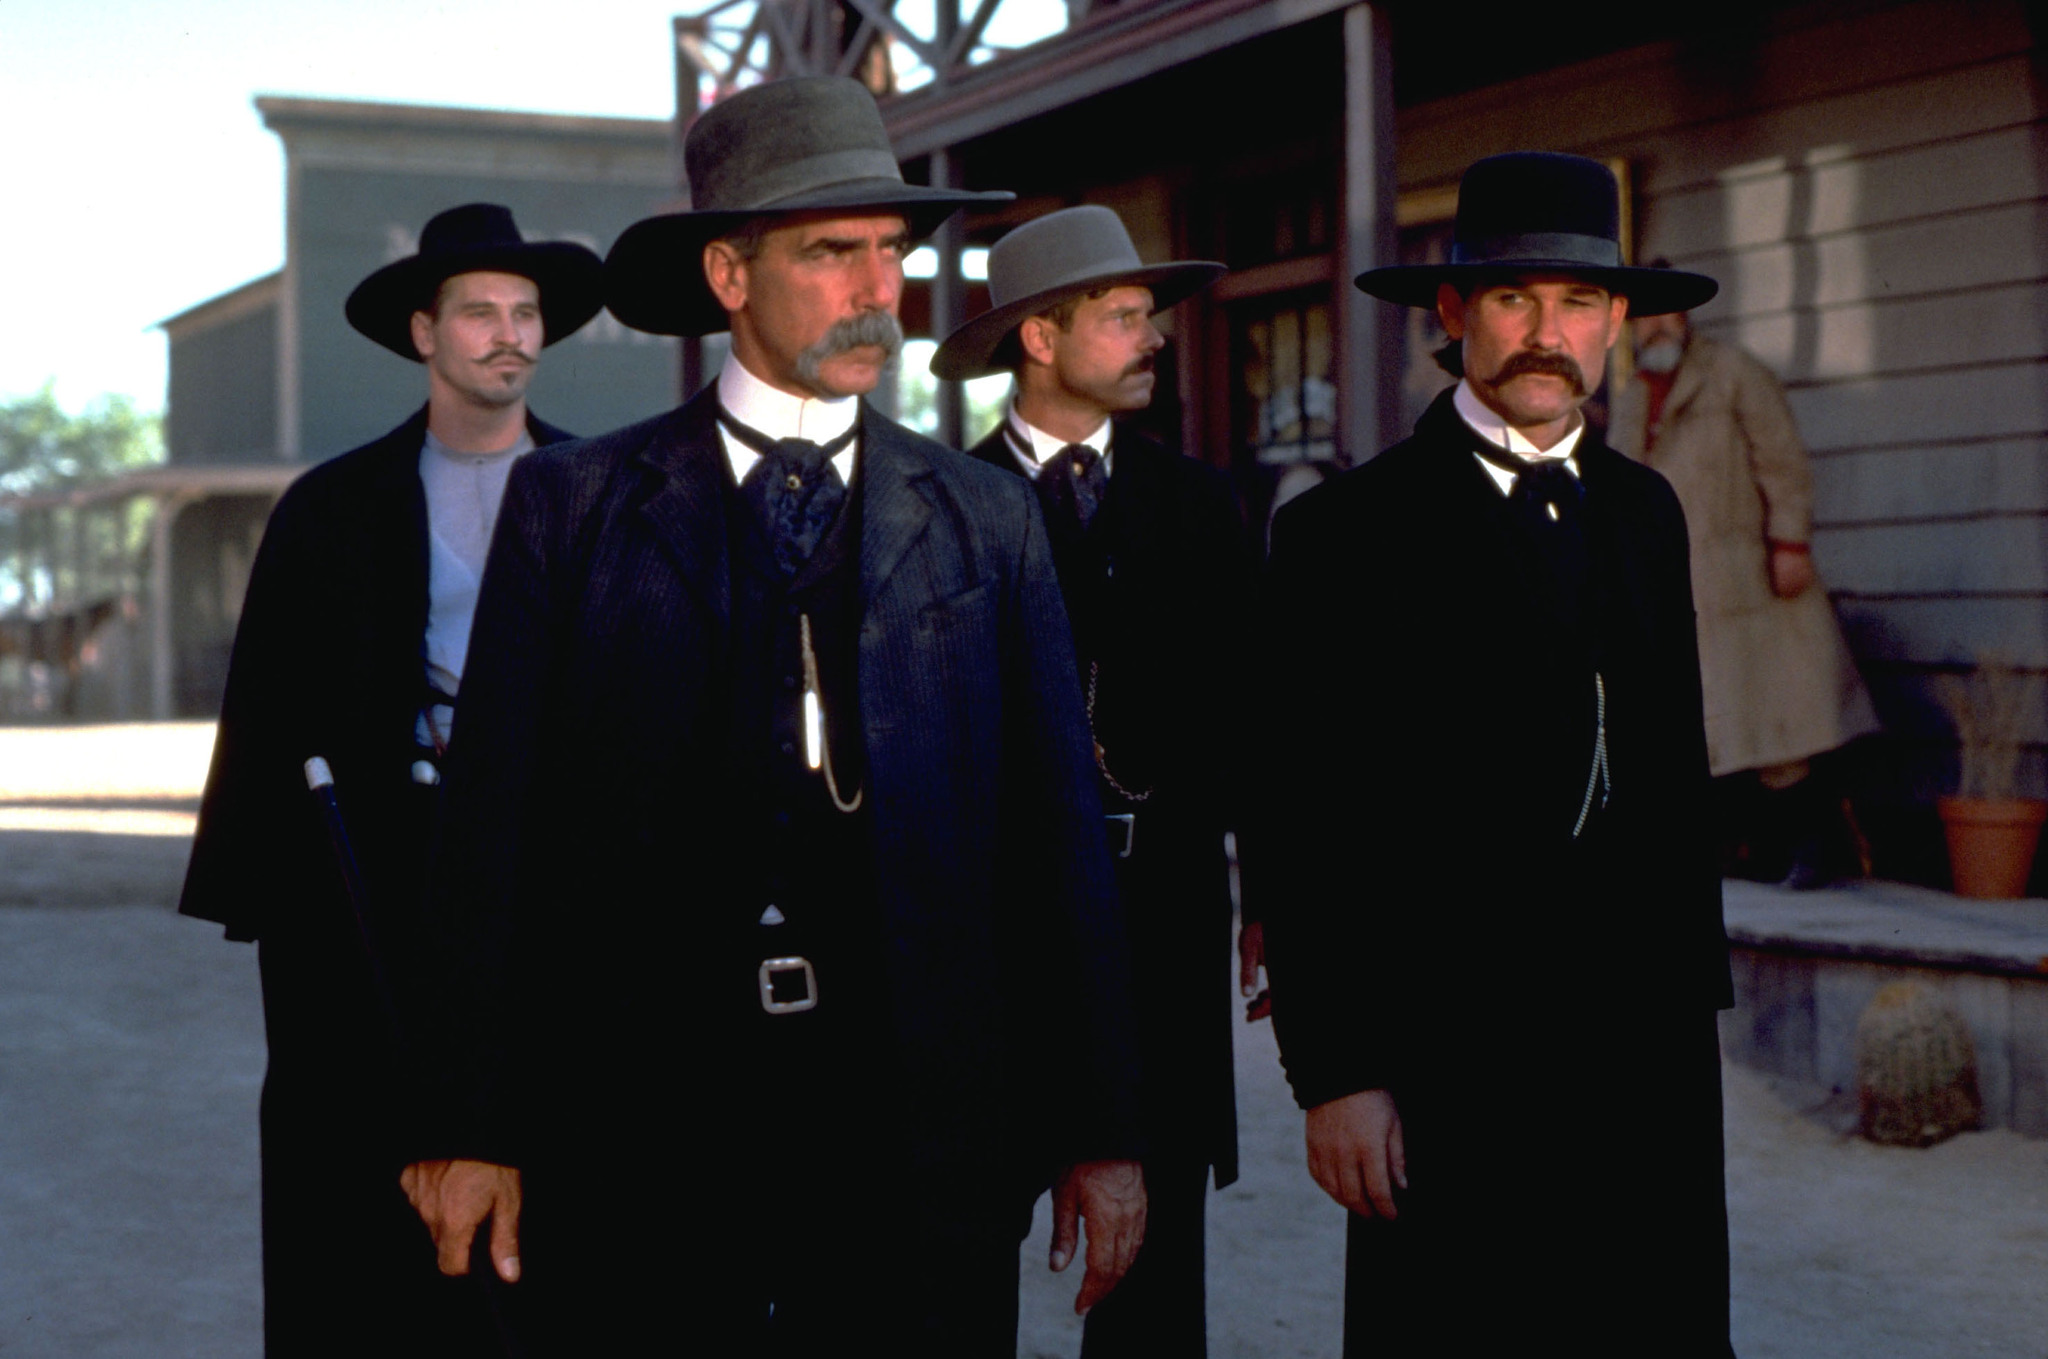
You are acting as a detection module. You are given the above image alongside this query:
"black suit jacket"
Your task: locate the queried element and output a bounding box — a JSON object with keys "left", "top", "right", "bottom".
{"left": 426, "top": 388, "right": 1139, "bottom": 1237}
{"left": 968, "top": 422, "right": 1250, "bottom": 1183}
{"left": 182, "top": 405, "right": 573, "bottom": 944}
{"left": 1258, "top": 392, "right": 1739, "bottom": 1348}
{"left": 178, "top": 405, "right": 571, "bottom": 1352}
{"left": 1260, "top": 391, "right": 1732, "bottom": 1111}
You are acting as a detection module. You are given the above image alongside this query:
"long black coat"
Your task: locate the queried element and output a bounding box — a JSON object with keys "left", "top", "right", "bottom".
{"left": 180, "top": 406, "right": 571, "bottom": 1355}
{"left": 1259, "top": 391, "right": 1735, "bottom": 1354}
{"left": 421, "top": 388, "right": 1139, "bottom": 1335}
{"left": 968, "top": 424, "right": 1248, "bottom": 1185}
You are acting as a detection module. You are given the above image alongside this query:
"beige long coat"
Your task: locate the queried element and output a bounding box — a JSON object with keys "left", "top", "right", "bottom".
{"left": 1609, "top": 334, "right": 1878, "bottom": 776}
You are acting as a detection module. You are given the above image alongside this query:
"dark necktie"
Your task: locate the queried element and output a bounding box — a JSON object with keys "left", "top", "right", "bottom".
{"left": 1034, "top": 441, "right": 1108, "bottom": 534}
{"left": 720, "top": 406, "right": 856, "bottom": 577}
{"left": 1475, "top": 442, "right": 1591, "bottom": 640}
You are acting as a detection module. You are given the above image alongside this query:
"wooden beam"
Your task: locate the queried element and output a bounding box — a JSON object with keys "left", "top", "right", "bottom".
{"left": 882, "top": 0, "right": 1355, "bottom": 159}
{"left": 1337, "top": 2, "right": 1395, "bottom": 466}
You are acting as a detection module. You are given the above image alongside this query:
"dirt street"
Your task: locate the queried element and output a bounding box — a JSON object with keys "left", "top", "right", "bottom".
{"left": 2, "top": 723, "right": 2044, "bottom": 1357}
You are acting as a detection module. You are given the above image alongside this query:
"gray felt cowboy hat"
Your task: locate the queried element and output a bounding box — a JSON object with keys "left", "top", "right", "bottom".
{"left": 344, "top": 203, "right": 606, "bottom": 360}
{"left": 605, "top": 76, "right": 1013, "bottom": 338}
{"left": 1354, "top": 152, "right": 1717, "bottom": 317}
{"left": 930, "top": 205, "right": 1225, "bottom": 381}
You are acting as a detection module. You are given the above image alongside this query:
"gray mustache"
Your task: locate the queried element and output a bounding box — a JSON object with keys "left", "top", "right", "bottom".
{"left": 794, "top": 311, "right": 904, "bottom": 384}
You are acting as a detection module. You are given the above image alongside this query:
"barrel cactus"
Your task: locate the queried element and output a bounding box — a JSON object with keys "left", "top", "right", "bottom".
{"left": 1854, "top": 981, "right": 1982, "bottom": 1147}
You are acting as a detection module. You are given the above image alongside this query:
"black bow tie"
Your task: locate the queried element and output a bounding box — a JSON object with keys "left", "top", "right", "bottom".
{"left": 720, "top": 406, "right": 857, "bottom": 576}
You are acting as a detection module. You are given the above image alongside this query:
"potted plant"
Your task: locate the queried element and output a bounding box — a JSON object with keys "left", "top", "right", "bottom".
{"left": 1937, "top": 656, "right": 2046, "bottom": 899}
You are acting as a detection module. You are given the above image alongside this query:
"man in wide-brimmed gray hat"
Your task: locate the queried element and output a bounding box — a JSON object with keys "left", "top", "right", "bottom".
{"left": 1260, "top": 153, "right": 1737, "bottom": 1356}
{"left": 938, "top": 204, "right": 1250, "bottom": 1358}
{"left": 180, "top": 201, "right": 602, "bottom": 1354}
{"left": 402, "top": 77, "right": 1147, "bottom": 1354}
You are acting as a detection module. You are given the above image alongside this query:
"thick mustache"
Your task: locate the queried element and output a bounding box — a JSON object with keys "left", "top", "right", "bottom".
{"left": 1485, "top": 349, "right": 1585, "bottom": 394}
{"left": 807, "top": 311, "right": 904, "bottom": 362}
{"left": 1123, "top": 355, "right": 1156, "bottom": 379}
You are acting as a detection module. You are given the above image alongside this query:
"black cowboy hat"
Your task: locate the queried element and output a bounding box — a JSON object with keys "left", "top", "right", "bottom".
{"left": 1355, "top": 153, "right": 1718, "bottom": 317}
{"left": 344, "top": 203, "right": 606, "bottom": 361}
{"left": 930, "top": 205, "right": 1224, "bottom": 381}
{"left": 604, "top": 76, "right": 1013, "bottom": 338}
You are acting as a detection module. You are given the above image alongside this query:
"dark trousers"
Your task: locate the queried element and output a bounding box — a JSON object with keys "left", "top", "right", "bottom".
{"left": 1079, "top": 1158, "right": 1209, "bottom": 1358}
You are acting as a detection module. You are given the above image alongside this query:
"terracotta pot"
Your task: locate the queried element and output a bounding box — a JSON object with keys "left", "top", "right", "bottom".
{"left": 1937, "top": 796, "right": 2048, "bottom": 899}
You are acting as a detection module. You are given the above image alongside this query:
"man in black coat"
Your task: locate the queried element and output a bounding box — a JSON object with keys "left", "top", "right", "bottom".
{"left": 179, "top": 204, "right": 604, "bottom": 1354}
{"left": 1260, "top": 154, "right": 1737, "bottom": 1356}
{"left": 933, "top": 205, "right": 1249, "bottom": 1358}
{"left": 400, "top": 78, "right": 1146, "bottom": 1356}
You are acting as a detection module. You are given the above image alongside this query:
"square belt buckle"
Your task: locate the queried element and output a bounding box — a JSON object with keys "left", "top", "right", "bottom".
{"left": 1105, "top": 813, "right": 1136, "bottom": 860}
{"left": 758, "top": 956, "right": 818, "bottom": 1014}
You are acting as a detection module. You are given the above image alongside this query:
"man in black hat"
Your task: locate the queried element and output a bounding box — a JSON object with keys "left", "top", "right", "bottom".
{"left": 934, "top": 204, "right": 1248, "bottom": 1358}
{"left": 1259, "top": 153, "right": 1736, "bottom": 1355}
{"left": 402, "top": 78, "right": 1145, "bottom": 1355}
{"left": 180, "top": 204, "right": 603, "bottom": 1353}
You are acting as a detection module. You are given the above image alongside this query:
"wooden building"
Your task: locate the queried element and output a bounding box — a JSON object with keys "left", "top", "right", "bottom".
{"left": 673, "top": 0, "right": 2043, "bottom": 882}
{"left": 0, "top": 97, "right": 682, "bottom": 721}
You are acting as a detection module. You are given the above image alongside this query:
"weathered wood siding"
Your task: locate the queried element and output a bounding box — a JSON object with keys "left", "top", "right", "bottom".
{"left": 1395, "top": 3, "right": 2046, "bottom": 834}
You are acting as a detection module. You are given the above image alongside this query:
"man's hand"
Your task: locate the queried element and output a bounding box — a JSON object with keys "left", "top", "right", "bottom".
{"left": 1768, "top": 542, "right": 1815, "bottom": 599}
{"left": 1238, "top": 920, "right": 1270, "bottom": 1022}
{"left": 400, "top": 1159, "right": 523, "bottom": 1282}
{"left": 1049, "top": 1159, "right": 1146, "bottom": 1314}
{"left": 1305, "top": 1089, "right": 1406, "bottom": 1220}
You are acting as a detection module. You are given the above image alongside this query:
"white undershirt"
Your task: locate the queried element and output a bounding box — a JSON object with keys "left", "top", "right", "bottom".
{"left": 1004, "top": 399, "right": 1114, "bottom": 480}
{"left": 418, "top": 425, "right": 535, "bottom": 742}
{"left": 1454, "top": 379, "right": 1583, "bottom": 496}
{"left": 715, "top": 357, "right": 859, "bottom": 486}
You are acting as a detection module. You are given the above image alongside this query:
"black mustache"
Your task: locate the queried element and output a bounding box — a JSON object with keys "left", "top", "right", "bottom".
{"left": 1485, "top": 349, "right": 1585, "bottom": 394}
{"left": 483, "top": 346, "right": 536, "bottom": 366}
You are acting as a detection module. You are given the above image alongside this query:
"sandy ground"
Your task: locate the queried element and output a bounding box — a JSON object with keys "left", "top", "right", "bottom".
{"left": 3, "top": 723, "right": 2046, "bottom": 1357}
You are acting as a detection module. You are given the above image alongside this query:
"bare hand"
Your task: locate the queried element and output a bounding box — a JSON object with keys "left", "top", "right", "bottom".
{"left": 1238, "top": 920, "right": 1270, "bottom": 1022}
{"left": 400, "top": 1159, "right": 522, "bottom": 1282}
{"left": 1049, "top": 1159, "right": 1146, "bottom": 1314}
{"left": 1768, "top": 544, "right": 1815, "bottom": 598}
{"left": 1306, "top": 1089, "right": 1407, "bottom": 1219}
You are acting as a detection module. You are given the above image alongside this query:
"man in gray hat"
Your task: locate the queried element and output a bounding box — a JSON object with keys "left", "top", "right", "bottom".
{"left": 402, "top": 78, "right": 1145, "bottom": 1355}
{"left": 1260, "top": 153, "right": 1735, "bottom": 1355}
{"left": 180, "top": 202, "right": 603, "bottom": 1354}
{"left": 934, "top": 204, "right": 1248, "bottom": 1358}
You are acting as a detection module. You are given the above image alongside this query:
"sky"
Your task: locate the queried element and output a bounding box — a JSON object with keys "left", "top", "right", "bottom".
{"left": 0, "top": 1, "right": 731, "bottom": 415}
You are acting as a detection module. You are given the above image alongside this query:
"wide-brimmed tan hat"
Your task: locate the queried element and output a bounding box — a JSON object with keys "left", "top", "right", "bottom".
{"left": 344, "top": 203, "right": 605, "bottom": 360}
{"left": 605, "top": 76, "right": 1012, "bottom": 338}
{"left": 930, "top": 206, "right": 1224, "bottom": 381}
{"left": 1355, "top": 153, "right": 1717, "bottom": 317}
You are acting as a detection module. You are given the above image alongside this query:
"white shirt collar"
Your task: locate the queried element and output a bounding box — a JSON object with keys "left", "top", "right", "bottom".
{"left": 1454, "top": 379, "right": 1583, "bottom": 496}
{"left": 715, "top": 357, "right": 860, "bottom": 486}
{"left": 1004, "top": 400, "right": 1113, "bottom": 480}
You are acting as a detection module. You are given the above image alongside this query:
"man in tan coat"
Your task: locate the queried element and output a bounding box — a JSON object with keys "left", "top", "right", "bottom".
{"left": 1610, "top": 294, "right": 1878, "bottom": 886}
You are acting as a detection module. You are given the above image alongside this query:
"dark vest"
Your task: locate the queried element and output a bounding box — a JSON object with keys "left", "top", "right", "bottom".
{"left": 720, "top": 460, "right": 885, "bottom": 1065}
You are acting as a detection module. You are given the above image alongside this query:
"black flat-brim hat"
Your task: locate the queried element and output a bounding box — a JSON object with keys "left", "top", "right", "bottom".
{"left": 1355, "top": 153, "right": 1718, "bottom": 317}
{"left": 606, "top": 76, "right": 1013, "bottom": 338}
{"left": 930, "top": 205, "right": 1224, "bottom": 381}
{"left": 344, "top": 203, "right": 606, "bottom": 361}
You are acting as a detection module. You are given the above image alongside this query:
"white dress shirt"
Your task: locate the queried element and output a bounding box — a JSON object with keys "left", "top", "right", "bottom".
{"left": 1003, "top": 400, "right": 1113, "bottom": 480}
{"left": 716, "top": 357, "right": 859, "bottom": 486}
{"left": 1453, "top": 379, "right": 1583, "bottom": 495}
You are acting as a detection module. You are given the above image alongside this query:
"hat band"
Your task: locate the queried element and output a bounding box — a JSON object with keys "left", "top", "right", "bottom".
{"left": 702, "top": 148, "right": 908, "bottom": 213}
{"left": 1451, "top": 232, "right": 1622, "bottom": 270}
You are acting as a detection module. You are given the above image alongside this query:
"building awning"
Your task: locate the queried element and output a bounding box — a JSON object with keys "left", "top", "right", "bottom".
{"left": 0, "top": 463, "right": 301, "bottom": 514}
